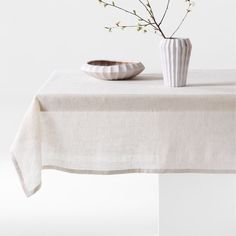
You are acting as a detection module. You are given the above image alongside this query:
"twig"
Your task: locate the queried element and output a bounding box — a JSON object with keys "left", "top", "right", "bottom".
{"left": 98, "top": 0, "right": 193, "bottom": 39}
{"left": 138, "top": 0, "right": 152, "bottom": 16}
{"left": 106, "top": 23, "right": 154, "bottom": 29}
{"left": 159, "top": 0, "right": 170, "bottom": 25}
{"left": 99, "top": 0, "right": 159, "bottom": 31}
{"left": 140, "top": 0, "right": 166, "bottom": 38}
{"left": 146, "top": 1, "right": 161, "bottom": 31}
{"left": 170, "top": 3, "right": 192, "bottom": 38}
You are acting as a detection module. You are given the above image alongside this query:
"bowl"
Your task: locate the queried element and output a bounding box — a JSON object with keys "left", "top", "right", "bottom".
{"left": 81, "top": 60, "right": 145, "bottom": 80}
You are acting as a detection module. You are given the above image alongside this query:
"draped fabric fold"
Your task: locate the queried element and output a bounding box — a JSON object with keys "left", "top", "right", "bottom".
{"left": 10, "top": 97, "right": 42, "bottom": 197}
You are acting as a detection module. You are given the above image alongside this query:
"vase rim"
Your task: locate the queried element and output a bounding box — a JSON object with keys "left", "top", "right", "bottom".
{"left": 162, "top": 37, "right": 190, "bottom": 40}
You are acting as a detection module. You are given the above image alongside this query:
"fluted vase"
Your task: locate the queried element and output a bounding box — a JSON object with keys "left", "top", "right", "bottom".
{"left": 160, "top": 38, "right": 192, "bottom": 87}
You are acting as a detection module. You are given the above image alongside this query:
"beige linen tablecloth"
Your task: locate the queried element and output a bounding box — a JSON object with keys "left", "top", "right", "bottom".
{"left": 11, "top": 70, "right": 236, "bottom": 197}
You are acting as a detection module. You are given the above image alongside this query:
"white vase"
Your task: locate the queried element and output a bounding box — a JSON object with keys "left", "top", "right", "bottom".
{"left": 160, "top": 38, "right": 192, "bottom": 87}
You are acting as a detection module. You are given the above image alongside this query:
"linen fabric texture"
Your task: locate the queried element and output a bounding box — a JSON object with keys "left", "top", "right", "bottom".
{"left": 10, "top": 70, "right": 236, "bottom": 197}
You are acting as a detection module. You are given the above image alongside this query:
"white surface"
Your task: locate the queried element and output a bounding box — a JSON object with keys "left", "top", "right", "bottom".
{"left": 10, "top": 70, "right": 236, "bottom": 197}
{"left": 39, "top": 70, "right": 236, "bottom": 95}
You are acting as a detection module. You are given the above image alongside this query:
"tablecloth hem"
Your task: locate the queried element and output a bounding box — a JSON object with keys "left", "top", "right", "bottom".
{"left": 10, "top": 158, "right": 236, "bottom": 198}
{"left": 11, "top": 152, "right": 41, "bottom": 197}
{"left": 43, "top": 165, "right": 236, "bottom": 175}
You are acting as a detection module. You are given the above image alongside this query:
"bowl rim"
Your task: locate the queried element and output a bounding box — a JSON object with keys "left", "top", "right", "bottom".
{"left": 86, "top": 60, "right": 143, "bottom": 67}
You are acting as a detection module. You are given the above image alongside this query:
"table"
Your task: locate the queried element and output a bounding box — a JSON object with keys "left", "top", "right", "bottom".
{"left": 10, "top": 70, "right": 236, "bottom": 197}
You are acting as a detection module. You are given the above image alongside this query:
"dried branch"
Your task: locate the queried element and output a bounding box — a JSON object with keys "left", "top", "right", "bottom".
{"left": 138, "top": 0, "right": 166, "bottom": 38}
{"left": 159, "top": 0, "right": 170, "bottom": 25}
{"left": 98, "top": 0, "right": 194, "bottom": 39}
{"left": 98, "top": 0, "right": 159, "bottom": 31}
{"left": 138, "top": 0, "right": 152, "bottom": 17}
{"left": 105, "top": 22, "right": 154, "bottom": 32}
{"left": 170, "top": 0, "right": 193, "bottom": 38}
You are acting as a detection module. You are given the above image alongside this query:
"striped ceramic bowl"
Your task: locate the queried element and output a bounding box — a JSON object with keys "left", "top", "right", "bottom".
{"left": 81, "top": 60, "right": 145, "bottom": 80}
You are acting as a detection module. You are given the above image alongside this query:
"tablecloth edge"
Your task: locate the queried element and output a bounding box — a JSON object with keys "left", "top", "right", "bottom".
{"left": 42, "top": 165, "right": 236, "bottom": 175}
{"left": 10, "top": 151, "right": 41, "bottom": 198}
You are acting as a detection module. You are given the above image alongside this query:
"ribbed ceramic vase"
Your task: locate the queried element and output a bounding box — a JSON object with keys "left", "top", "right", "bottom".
{"left": 160, "top": 38, "right": 192, "bottom": 87}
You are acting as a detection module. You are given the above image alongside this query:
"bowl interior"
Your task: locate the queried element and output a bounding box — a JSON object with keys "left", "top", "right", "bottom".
{"left": 88, "top": 60, "right": 129, "bottom": 66}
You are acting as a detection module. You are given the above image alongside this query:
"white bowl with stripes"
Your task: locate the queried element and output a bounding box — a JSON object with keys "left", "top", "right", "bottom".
{"left": 81, "top": 60, "right": 145, "bottom": 80}
{"left": 160, "top": 38, "right": 192, "bottom": 87}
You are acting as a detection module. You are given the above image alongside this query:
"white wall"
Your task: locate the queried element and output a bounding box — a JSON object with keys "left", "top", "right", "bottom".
{"left": 1, "top": 0, "right": 236, "bottom": 92}
{"left": 0, "top": 1, "right": 236, "bottom": 236}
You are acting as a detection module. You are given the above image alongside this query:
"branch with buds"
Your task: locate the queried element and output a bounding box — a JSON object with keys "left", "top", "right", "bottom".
{"left": 97, "top": 0, "right": 195, "bottom": 39}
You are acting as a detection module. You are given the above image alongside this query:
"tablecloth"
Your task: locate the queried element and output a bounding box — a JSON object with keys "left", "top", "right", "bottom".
{"left": 10, "top": 70, "right": 236, "bottom": 197}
